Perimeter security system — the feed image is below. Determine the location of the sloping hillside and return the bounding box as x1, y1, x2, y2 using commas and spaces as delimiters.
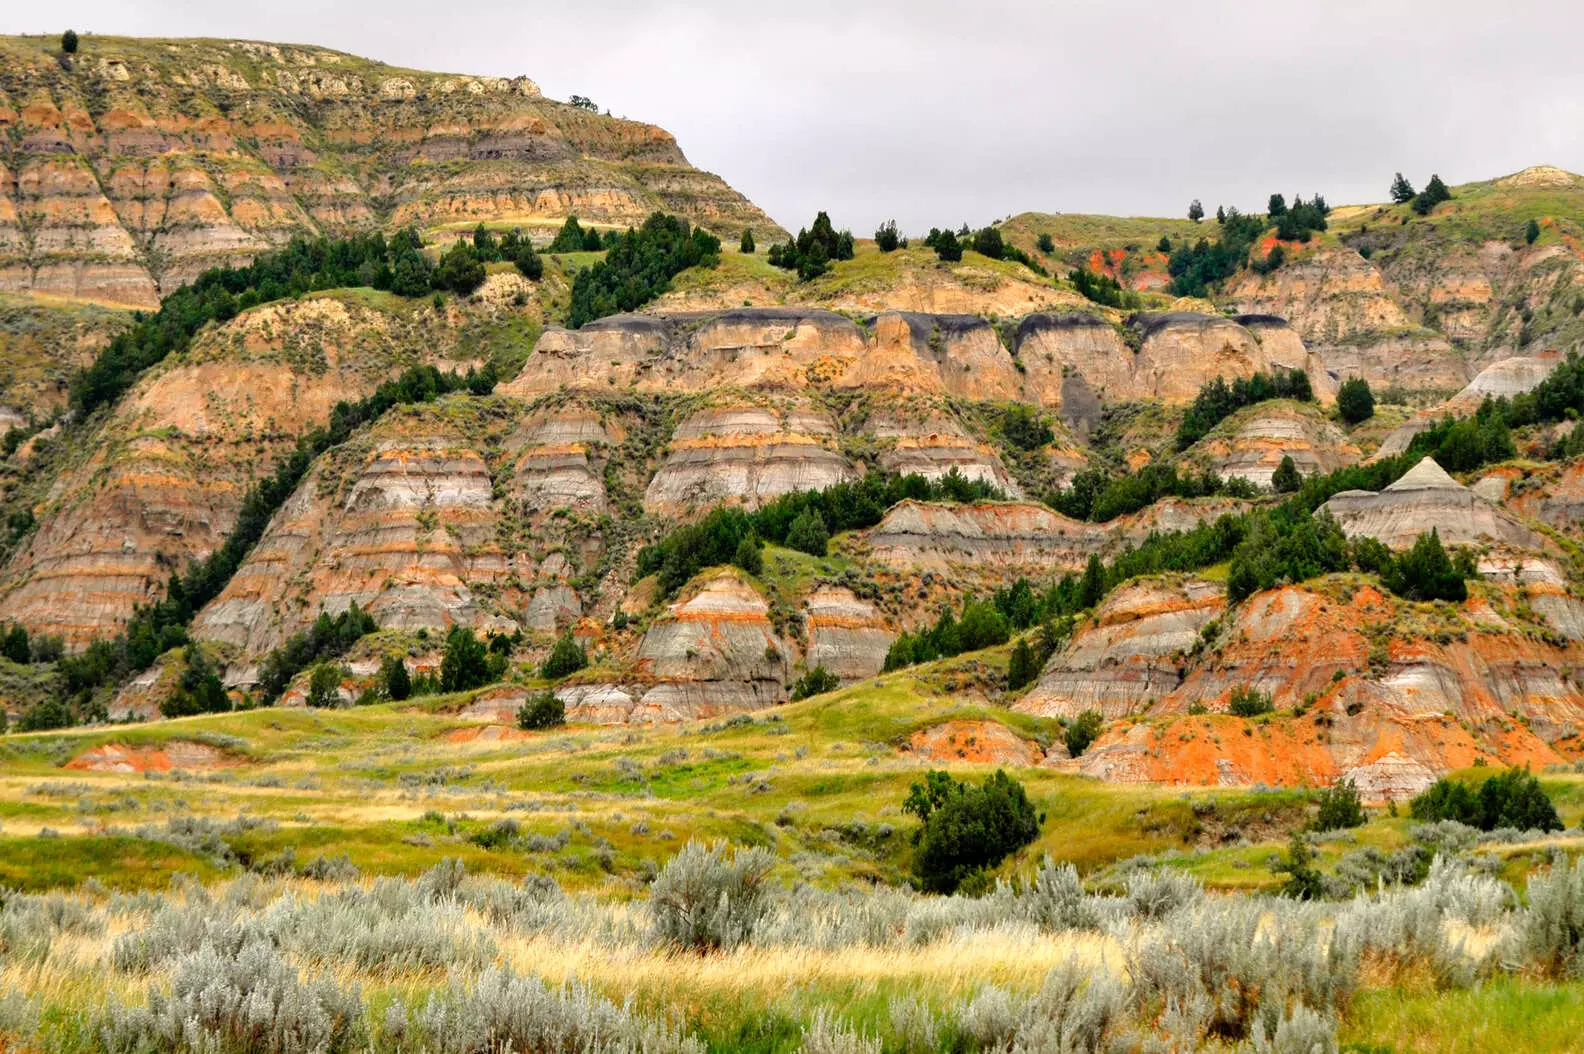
0, 34, 784, 306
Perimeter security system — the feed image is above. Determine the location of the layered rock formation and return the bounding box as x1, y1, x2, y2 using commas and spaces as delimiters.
643, 404, 855, 515
193, 402, 523, 657
1014, 577, 1224, 721
1322, 457, 1545, 551
867, 409, 1022, 494
1130, 313, 1333, 403
1192, 402, 1360, 488
865, 500, 1108, 573
0, 292, 492, 645
629, 569, 789, 718
0, 35, 781, 307
802, 586, 893, 683
509, 405, 613, 515
1062, 581, 1584, 793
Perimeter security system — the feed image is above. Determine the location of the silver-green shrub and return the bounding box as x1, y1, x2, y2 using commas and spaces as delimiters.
99, 939, 363, 1054
799, 1008, 882, 1054
384, 964, 704, 1054
648, 840, 774, 950
1513, 857, 1584, 978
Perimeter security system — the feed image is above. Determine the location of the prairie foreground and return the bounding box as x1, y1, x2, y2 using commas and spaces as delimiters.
1, 683, 1582, 1052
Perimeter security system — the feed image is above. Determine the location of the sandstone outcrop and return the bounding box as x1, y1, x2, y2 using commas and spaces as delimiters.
1322, 456, 1544, 550
802, 586, 893, 682
509, 405, 613, 515
0, 35, 781, 308
1014, 577, 1224, 721
0, 293, 485, 646
866, 500, 1108, 573
1065, 580, 1583, 791
630, 569, 789, 719
643, 404, 856, 515
866, 409, 1022, 495
192, 405, 523, 657
1192, 402, 1360, 488
1131, 313, 1333, 403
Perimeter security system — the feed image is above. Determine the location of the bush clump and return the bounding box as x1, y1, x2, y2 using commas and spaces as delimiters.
1227, 685, 1275, 717
1410, 769, 1561, 832
904, 770, 1042, 894
1311, 779, 1366, 832
539, 633, 588, 681
648, 841, 775, 950
517, 692, 566, 731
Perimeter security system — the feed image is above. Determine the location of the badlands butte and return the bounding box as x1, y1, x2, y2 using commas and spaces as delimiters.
2, 32, 1584, 808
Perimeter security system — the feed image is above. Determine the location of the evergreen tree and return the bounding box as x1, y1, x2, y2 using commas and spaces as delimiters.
540, 631, 588, 680
1157, 235, 1171, 253
440, 628, 491, 692
60, 30, 78, 53
1268, 193, 1287, 217
1272, 455, 1303, 493
1390, 172, 1416, 204
1079, 554, 1106, 610
732, 535, 764, 577
2, 625, 29, 664
382, 655, 411, 701
909, 770, 1041, 893
1215, 205, 1226, 223
1037, 232, 1056, 254
785, 509, 829, 557
1188, 200, 1205, 222
1337, 377, 1375, 424
307, 662, 345, 709
874, 220, 901, 252
1412, 174, 1452, 216
548, 216, 592, 253
517, 692, 566, 730
435, 242, 486, 295
972, 226, 1005, 259
740, 229, 755, 254
1006, 638, 1040, 691
1384, 528, 1468, 602
1526, 218, 1542, 245
1064, 710, 1103, 757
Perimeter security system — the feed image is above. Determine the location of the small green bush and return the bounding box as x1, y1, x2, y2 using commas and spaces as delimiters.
1063, 711, 1103, 757
517, 692, 566, 730
1311, 779, 1365, 832
905, 770, 1041, 894
539, 632, 588, 681
791, 666, 840, 701
1410, 769, 1561, 832
1227, 685, 1274, 717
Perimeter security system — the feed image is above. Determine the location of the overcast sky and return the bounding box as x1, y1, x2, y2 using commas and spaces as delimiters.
13, 1, 1584, 233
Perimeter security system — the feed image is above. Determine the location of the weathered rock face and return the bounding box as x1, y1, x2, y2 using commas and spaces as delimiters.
643, 404, 856, 515
1064, 581, 1584, 793
1014, 577, 1225, 721
802, 586, 893, 683
510, 406, 613, 515
0, 35, 781, 308
1014, 314, 1133, 415
867, 410, 1022, 495
841, 313, 1024, 401
1194, 402, 1360, 488
1225, 248, 1469, 392
1322, 456, 1545, 551
193, 404, 523, 656
1132, 313, 1301, 403
507, 307, 1327, 413
0, 293, 482, 646
866, 500, 1108, 573
502, 310, 866, 397
631, 569, 788, 719
1505, 457, 1584, 538
904, 720, 1044, 766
